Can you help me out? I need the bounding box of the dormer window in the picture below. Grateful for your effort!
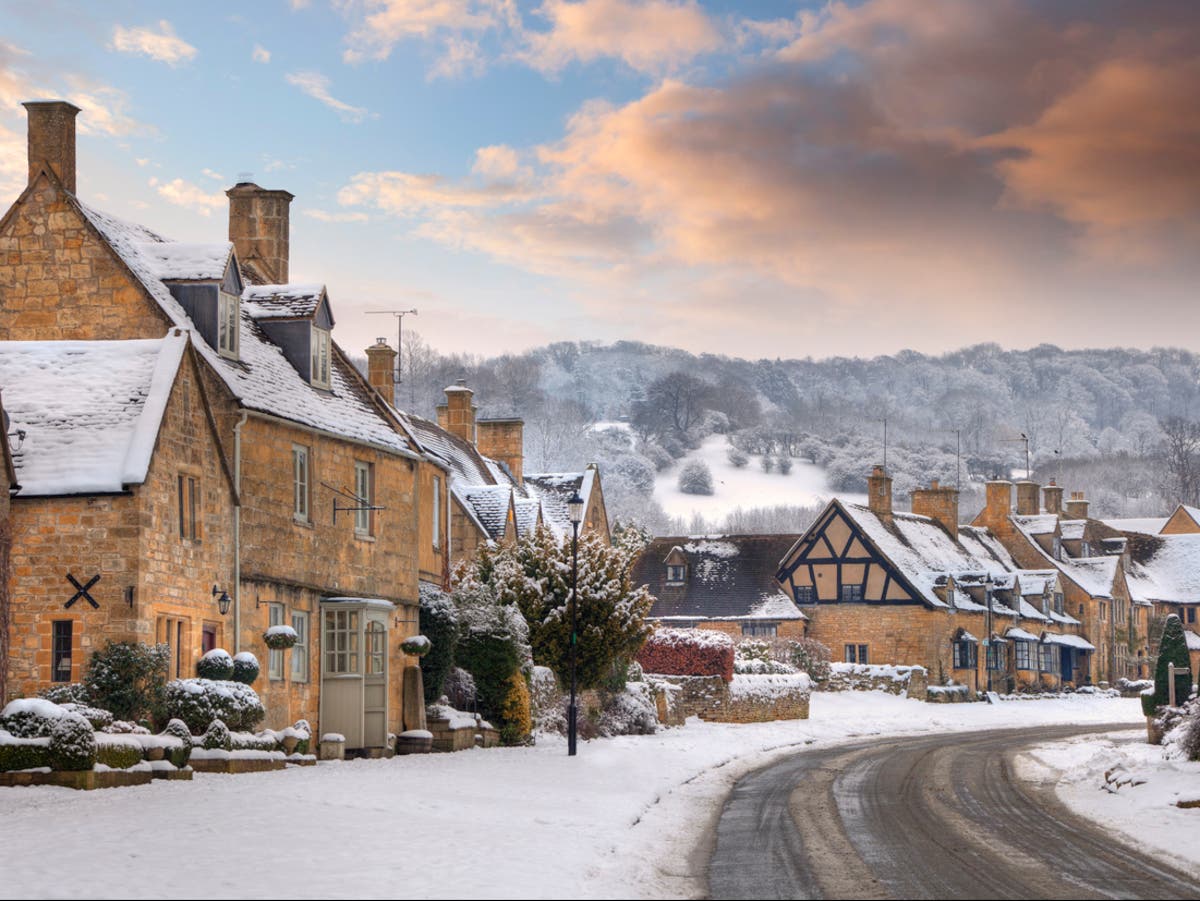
[666,564,685,583]
[310,326,331,388]
[1052,536,1062,560]
[218,291,240,359]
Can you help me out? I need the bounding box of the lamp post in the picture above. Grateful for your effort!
[567,490,584,757]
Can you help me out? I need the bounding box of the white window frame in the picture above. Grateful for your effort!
[310,326,331,389]
[293,445,310,523]
[268,603,285,680]
[666,564,685,584]
[291,611,309,683]
[217,291,240,359]
[354,461,373,536]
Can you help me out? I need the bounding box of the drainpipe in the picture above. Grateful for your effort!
[233,411,248,654]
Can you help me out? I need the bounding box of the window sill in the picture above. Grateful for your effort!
[293,516,314,529]
[355,532,376,543]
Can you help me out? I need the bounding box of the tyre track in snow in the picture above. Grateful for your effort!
[707,723,1200,900]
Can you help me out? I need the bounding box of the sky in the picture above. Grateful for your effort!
[1,0,1198,362]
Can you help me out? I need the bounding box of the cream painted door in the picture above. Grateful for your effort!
[363,612,389,748]
[321,606,364,749]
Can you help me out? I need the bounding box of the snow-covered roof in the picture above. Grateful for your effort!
[1012,514,1059,536]
[1008,514,1121,602]
[78,202,415,459]
[459,485,512,540]
[513,496,541,537]
[1187,631,1200,651]
[0,333,187,496]
[134,241,232,281]
[1103,517,1167,535]
[1125,533,1200,604]
[403,414,497,487]
[525,470,594,539]
[243,284,326,320]
[1005,627,1040,642]
[1043,632,1095,651]
[1059,520,1086,541]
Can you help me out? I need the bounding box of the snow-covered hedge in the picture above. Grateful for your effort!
[48,712,96,771]
[637,628,735,683]
[164,679,266,733]
[232,652,260,685]
[729,673,812,701]
[196,649,235,681]
[0,698,74,738]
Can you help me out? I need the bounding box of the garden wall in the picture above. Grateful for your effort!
[646,673,810,724]
[826,663,928,701]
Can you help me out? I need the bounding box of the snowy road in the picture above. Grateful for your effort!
[708,723,1200,900]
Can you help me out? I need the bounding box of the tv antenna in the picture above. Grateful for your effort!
[366,308,418,393]
[1000,433,1031,479]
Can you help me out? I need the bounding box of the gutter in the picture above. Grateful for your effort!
[245,409,421,462]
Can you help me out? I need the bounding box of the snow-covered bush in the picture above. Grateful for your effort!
[444,667,476,710]
[734,640,798,675]
[530,666,565,735]
[595,683,658,737]
[201,719,232,752]
[636,628,735,682]
[164,679,266,733]
[1164,699,1200,761]
[85,640,169,725]
[162,719,193,767]
[95,737,142,770]
[196,648,235,681]
[419,582,459,703]
[641,442,674,472]
[232,652,260,685]
[48,712,96,771]
[60,702,113,732]
[727,447,749,468]
[776,455,793,475]
[401,635,432,658]
[0,738,51,772]
[760,454,774,474]
[105,719,150,735]
[38,683,89,706]
[677,460,714,495]
[1,698,69,738]
[230,731,276,752]
[263,625,298,650]
[453,579,531,746]
[788,638,832,683]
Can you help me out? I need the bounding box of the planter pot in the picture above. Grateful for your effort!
[1147,715,1164,746]
[396,730,433,755]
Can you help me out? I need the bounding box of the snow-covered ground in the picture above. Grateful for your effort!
[1018,730,1200,878]
[0,692,1140,899]
[654,434,865,523]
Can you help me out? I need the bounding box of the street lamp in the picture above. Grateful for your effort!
[567,490,585,757]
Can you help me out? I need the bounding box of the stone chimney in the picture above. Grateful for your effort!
[365,338,396,399]
[1015,480,1040,516]
[226,182,294,284]
[1043,480,1063,516]
[911,479,960,541]
[436,380,476,445]
[24,100,81,193]
[867,465,892,522]
[1065,491,1090,520]
[974,479,1012,535]
[477,418,525,484]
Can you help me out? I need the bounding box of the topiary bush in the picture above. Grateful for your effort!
[497,672,532,746]
[85,641,169,726]
[164,679,266,733]
[232,652,260,685]
[230,732,276,752]
[60,702,114,732]
[0,741,51,772]
[201,719,232,752]
[95,740,142,770]
[1150,615,1192,712]
[48,712,96,771]
[636,628,735,682]
[2,699,62,738]
[291,720,312,756]
[38,683,90,706]
[419,583,459,704]
[162,719,193,767]
[196,649,235,681]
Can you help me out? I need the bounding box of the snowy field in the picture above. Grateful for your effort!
[653,434,866,523]
[1018,730,1200,879]
[0,693,1141,900]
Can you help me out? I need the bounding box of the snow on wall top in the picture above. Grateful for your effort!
[243,284,325,320]
[134,241,233,281]
[78,202,414,458]
[0,334,186,496]
[1059,520,1087,541]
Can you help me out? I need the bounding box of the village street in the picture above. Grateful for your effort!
[0,693,1162,900]
[708,724,1200,900]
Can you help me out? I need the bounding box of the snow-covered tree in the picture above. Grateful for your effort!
[678,460,714,495]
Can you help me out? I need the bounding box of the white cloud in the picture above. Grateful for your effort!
[201,168,225,182]
[303,208,370,223]
[110,20,198,66]
[252,44,271,64]
[135,157,150,167]
[151,177,226,216]
[340,0,513,64]
[285,70,372,123]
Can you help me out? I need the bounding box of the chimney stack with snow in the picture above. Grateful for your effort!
[365,337,396,400]
[1065,490,1090,520]
[1015,480,1040,516]
[1043,480,1063,516]
[912,478,959,541]
[437,379,477,445]
[24,100,80,193]
[868,465,893,523]
[226,182,294,284]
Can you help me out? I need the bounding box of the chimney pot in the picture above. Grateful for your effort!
[23,100,81,193]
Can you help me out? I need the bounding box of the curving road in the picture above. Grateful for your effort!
[707,724,1200,900]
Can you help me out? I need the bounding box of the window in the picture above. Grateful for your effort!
[1054,592,1064,615]
[1038,642,1056,673]
[178,474,199,540]
[841,584,863,603]
[291,611,309,683]
[354,461,373,536]
[324,608,359,675]
[794,585,815,604]
[310,327,331,388]
[742,622,778,638]
[217,291,240,359]
[292,445,310,523]
[268,603,285,680]
[432,475,442,549]
[666,564,686,583]
[1015,640,1032,670]
[158,616,187,679]
[1099,602,1107,622]
[52,621,73,682]
[952,639,977,669]
[1188,607,1197,624]
[1053,537,1062,560]
[366,621,386,676]
[987,642,1006,671]
[844,643,869,664]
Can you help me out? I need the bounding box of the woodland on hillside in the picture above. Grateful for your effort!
[362,336,1200,535]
